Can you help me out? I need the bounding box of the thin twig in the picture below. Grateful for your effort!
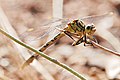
[0,28,86,80]
[91,40,120,56]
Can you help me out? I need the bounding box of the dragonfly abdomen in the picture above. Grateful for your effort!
[39,33,65,52]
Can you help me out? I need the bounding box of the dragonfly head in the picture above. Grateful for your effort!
[85,23,96,35]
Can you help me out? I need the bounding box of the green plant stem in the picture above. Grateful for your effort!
[0,28,86,80]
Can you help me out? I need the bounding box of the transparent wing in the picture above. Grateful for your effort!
[46,18,70,41]
[80,12,113,25]
[19,18,70,42]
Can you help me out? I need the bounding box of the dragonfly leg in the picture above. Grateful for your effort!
[56,27,76,41]
[83,35,94,47]
[83,36,97,47]
[72,34,95,47]
[84,34,87,46]
[72,34,87,46]
[72,37,84,46]
[86,36,98,48]
[64,31,76,41]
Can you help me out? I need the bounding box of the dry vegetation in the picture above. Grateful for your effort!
[0,0,120,80]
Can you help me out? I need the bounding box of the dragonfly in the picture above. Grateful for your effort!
[21,12,113,68]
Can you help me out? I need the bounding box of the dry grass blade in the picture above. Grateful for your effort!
[0,6,54,80]
[53,0,63,18]
[97,30,120,52]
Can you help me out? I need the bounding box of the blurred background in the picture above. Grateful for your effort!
[0,0,120,80]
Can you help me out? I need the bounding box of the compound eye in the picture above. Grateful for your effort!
[86,26,91,30]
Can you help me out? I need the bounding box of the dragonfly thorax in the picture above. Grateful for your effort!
[67,20,85,33]
[67,19,96,37]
